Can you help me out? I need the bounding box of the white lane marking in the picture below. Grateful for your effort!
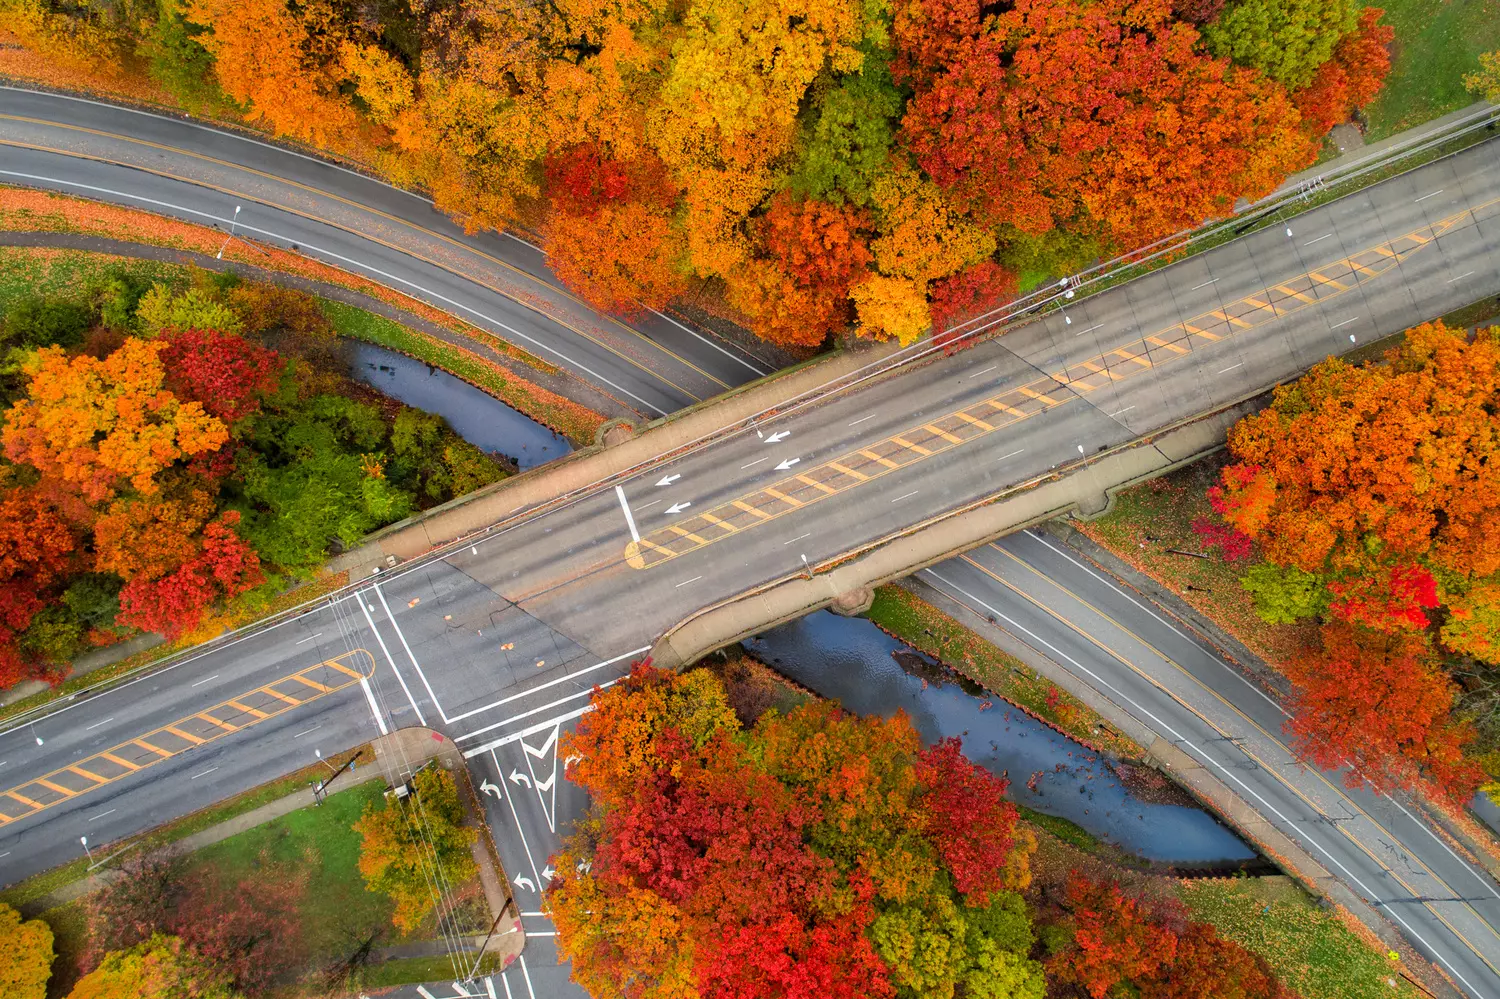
[189,767,219,780]
[87,809,116,821]
[919,568,1489,999]
[1190,278,1219,290]
[292,724,323,739]
[647,308,771,376]
[1330,317,1360,330]
[502,971,515,999]
[1447,271,1475,283]
[783,533,811,546]
[848,413,878,425]
[1302,233,1334,246]
[357,596,427,726]
[965,366,998,379]
[1218,362,1244,373]
[1109,406,1135,417]
[418,988,439,999]
[487,750,543,888]
[614,485,641,544]
[995,449,1025,462]
[0,169,672,416]
[85,717,114,731]
[359,677,389,736]
[190,674,219,687]
[891,490,919,504]
[448,647,648,728]
[675,575,703,588]
[740,456,771,469]
[486,977,498,999]
[637,499,663,511]
[295,633,322,645]
[464,703,603,757]
[0,852,9,859]
[1075,323,1104,337]
[372,583,444,722]
[519,955,537,999]
[525,931,557,937]
[1023,531,1288,718]
[1414,190,1444,202]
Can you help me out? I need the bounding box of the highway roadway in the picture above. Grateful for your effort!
[2,91,1500,995]
[920,532,1500,998]
[0,86,776,418]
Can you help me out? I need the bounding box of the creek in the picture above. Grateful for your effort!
[340,340,573,470]
[745,611,1259,867]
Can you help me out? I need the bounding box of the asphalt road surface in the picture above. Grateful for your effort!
[920,531,1500,999]
[0,86,775,417]
[3,92,1500,996]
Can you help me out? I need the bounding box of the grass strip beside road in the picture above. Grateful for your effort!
[0,746,369,909]
[1177,877,1424,999]
[865,584,1145,759]
[1363,0,1500,141]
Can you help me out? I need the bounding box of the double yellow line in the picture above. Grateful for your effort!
[0,650,374,827]
[626,199,1498,569]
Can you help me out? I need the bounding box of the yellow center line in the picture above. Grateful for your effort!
[623,201,1497,570]
[0,652,374,829]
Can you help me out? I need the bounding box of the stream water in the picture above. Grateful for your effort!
[745,611,1258,867]
[340,340,573,469]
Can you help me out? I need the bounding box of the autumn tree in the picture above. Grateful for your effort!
[930,261,1018,352]
[1047,875,1296,999]
[0,901,53,999]
[1284,624,1480,796]
[160,329,281,424]
[1466,51,1500,103]
[1213,322,1500,661]
[354,766,478,934]
[2,339,228,503]
[1290,8,1394,135]
[542,146,687,315]
[0,485,77,687]
[551,663,1046,999]
[1203,0,1359,89]
[115,511,264,639]
[66,935,238,999]
[897,0,1314,249]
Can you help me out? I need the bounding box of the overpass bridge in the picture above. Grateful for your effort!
[3,89,1500,997]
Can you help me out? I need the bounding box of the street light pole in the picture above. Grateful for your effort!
[216,204,242,260]
[80,835,93,866]
[311,749,364,806]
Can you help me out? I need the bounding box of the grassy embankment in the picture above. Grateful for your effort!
[20,774,493,998]
[1362,0,1500,141]
[864,584,1145,758]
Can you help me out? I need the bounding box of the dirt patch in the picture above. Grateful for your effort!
[1111,760,1201,809]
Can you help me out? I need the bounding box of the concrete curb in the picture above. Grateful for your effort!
[650,396,1264,668]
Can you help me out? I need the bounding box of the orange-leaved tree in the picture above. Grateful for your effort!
[2,339,228,503]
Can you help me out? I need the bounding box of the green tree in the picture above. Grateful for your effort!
[135,284,245,336]
[1203,0,1358,89]
[354,767,478,935]
[1240,563,1329,625]
[1,295,91,350]
[0,901,53,999]
[790,57,905,206]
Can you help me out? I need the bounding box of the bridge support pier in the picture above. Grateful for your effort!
[828,586,874,617]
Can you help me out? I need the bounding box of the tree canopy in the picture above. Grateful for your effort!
[550,662,1045,999]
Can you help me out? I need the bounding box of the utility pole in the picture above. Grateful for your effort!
[311,749,364,806]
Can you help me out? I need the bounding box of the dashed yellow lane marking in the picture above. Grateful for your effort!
[624,199,1498,570]
[0,651,374,828]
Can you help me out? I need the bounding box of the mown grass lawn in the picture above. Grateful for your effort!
[186,779,394,969]
[1363,0,1500,139]
[1177,877,1425,999]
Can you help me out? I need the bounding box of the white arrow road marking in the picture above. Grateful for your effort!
[480,779,503,800]
[774,458,801,471]
[655,474,681,487]
[542,865,556,881]
[509,769,532,788]
[534,771,557,792]
[514,876,537,892]
[523,728,559,759]
[576,859,592,874]
[765,431,791,444]
[666,501,692,514]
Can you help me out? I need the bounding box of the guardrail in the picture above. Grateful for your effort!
[2,104,1496,737]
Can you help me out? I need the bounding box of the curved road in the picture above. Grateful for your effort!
[3,89,1500,996]
[0,86,775,418]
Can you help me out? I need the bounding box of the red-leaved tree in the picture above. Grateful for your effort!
[160,328,281,424]
[0,486,77,687]
[117,511,264,638]
[915,737,1017,905]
